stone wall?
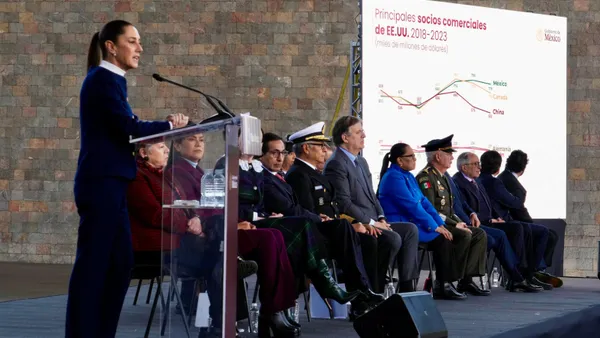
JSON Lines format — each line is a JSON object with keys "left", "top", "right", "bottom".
{"left": 0, "top": 0, "right": 597, "bottom": 276}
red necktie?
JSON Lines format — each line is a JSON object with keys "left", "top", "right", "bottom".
{"left": 275, "top": 172, "right": 286, "bottom": 182}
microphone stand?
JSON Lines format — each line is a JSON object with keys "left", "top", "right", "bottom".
{"left": 152, "top": 73, "right": 235, "bottom": 118}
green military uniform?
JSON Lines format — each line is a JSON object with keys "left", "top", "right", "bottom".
{"left": 416, "top": 162, "right": 487, "bottom": 279}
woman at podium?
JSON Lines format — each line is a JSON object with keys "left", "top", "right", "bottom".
{"left": 65, "top": 20, "right": 189, "bottom": 338}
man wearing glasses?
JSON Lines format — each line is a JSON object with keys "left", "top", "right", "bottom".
{"left": 259, "top": 131, "right": 385, "bottom": 319}
{"left": 453, "top": 152, "right": 542, "bottom": 292}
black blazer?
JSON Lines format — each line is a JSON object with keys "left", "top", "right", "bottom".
{"left": 452, "top": 172, "right": 497, "bottom": 224}
{"left": 262, "top": 170, "right": 321, "bottom": 224}
{"left": 286, "top": 159, "right": 340, "bottom": 218}
{"left": 498, "top": 170, "right": 533, "bottom": 222}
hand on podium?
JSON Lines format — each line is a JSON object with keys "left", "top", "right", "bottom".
{"left": 167, "top": 113, "right": 189, "bottom": 129}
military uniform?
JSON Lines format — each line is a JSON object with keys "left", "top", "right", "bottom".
{"left": 416, "top": 135, "right": 488, "bottom": 295}
{"left": 416, "top": 165, "right": 487, "bottom": 279}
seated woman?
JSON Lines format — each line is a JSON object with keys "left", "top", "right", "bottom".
{"left": 129, "top": 140, "right": 298, "bottom": 337}
{"left": 377, "top": 143, "right": 470, "bottom": 300}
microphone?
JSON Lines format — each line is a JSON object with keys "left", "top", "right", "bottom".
{"left": 151, "top": 73, "right": 235, "bottom": 118}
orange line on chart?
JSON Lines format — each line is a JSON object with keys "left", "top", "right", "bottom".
{"left": 381, "top": 78, "right": 493, "bottom": 109}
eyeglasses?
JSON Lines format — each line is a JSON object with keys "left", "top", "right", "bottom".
{"left": 466, "top": 162, "right": 481, "bottom": 167}
{"left": 400, "top": 154, "right": 416, "bottom": 159}
{"left": 267, "top": 150, "right": 289, "bottom": 158}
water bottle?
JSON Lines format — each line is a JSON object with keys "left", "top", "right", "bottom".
{"left": 213, "top": 169, "right": 225, "bottom": 207}
{"left": 491, "top": 267, "right": 500, "bottom": 288}
{"left": 384, "top": 282, "right": 395, "bottom": 298}
{"left": 249, "top": 303, "right": 259, "bottom": 333}
{"left": 200, "top": 170, "right": 214, "bottom": 207}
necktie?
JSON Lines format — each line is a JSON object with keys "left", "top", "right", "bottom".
{"left": 275, "top": 172, "right": 286, "bottom": 183}
{"left": 354, "top": 158, "right": 372, "bottom": 194}
{"left": 472, "top": 180, "right": 479, "bottom": 190}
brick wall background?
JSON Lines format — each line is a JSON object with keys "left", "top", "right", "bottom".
{"left": 0, "top": 0, "right": 596, "bottom": 276}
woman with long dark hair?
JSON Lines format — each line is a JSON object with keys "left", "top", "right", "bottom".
{"left": 66, "top": 20, "right": 189, "bottom": 338}
{"left": 377, "top": 143, "right": 468, "bottom": 300}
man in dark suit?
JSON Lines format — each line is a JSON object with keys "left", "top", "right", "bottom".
{"left": 259, "top": 131, "right": 384, "bottom": 319}
{"left": 499, "top": 150, "right": 561, "bottom": 287}
{"left": 479, "top": 150, "right": 553, "bottom": 290}
{"left": 286, "top": 122, "right": 399, "bottom": 314}
{"left": 454, "top": 152, "right": 542, "bottom": 292}
{"left": 324, "top": 116, "right": 419, "bottom": 295}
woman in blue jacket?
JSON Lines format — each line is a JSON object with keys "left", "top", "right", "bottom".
{"left": 377, "top": 143, "right": 467, "bottom": 300}
{"left": 66, "top": 20, "right": 189, "bottom": 338}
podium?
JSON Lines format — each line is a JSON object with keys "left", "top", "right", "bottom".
{"left": 131, "top": 116, "right": 258, "bottom": 338}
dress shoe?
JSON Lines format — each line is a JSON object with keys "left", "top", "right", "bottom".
{"left": 238, "top": 257, "right": 258, "bottom": 279}
{"left": 507, "top": 279, "right": 542, "bottom": 293}
{"left": 528, "top": 276, "right": 553, "bottom": 290}
{"left": 257, "top": 312, "right": 298, "bottom": 338}
{"left": 433, "top": 281, "right": 467, "bottom": 300}
{"left": 283, "top": 308, "right": 301, "bottom": 329}
{"left": 348, "top": 300, "right": 372, "bottom": 322}
{"left": 457, "top": 279, "right": 491, "bottom": 296}
{"left": 308, "top": 259, "right": 363, "bottom": 304}
{"left": 535, "top": 271, "right": 563, "bottom": 288}
{"left": 357, "top": 289, "right": 385, "bottom": 305}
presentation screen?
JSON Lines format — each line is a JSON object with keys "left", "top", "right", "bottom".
{"left": 361, "top": 0, "right": 567, "bottom": 219}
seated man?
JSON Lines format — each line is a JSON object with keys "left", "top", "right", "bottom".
{"left": 498, "top": 150, "right": 561, "bottom": 287}
{"left": 324, "top": 116, "right": 420, "bottom": 296}
{"left": 259, "top": 132, "right": 383, "bottom": 320}
{"left": 478, "top": 150, "right": 553, "bottom": 290}
{"left": 415, "top": 135, "right": 489, "bottom": 296}
{"left": 453, "top": 152, "right": 541, "bottom": 292}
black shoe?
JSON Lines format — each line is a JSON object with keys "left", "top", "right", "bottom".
{"left": 257, "top": 312, "right": 298, "bottom": 338}
{"left": 283, "top": 308, "right": 301, "bottom": 329}
{"left": 508, "top": 279, "right": 542, "bottom": 293}
{"left": 308, "top": 259, "right": 363, "bottom": 304}
{"left": 535, "top": 271, "right": 563, "bottom": 288}
{"left": 528, "top": 277, "right": 553, "bottom": 290}
{"left": 357, "top": 289, "right": 385, "bottom": 305}
{"left": 433, "top": 281, "right": 467, "bottom": 300}
{"left": 457, "top": 279, "right": 491, "bottom": 296}
{"left": 238, "top": 257, "right": 258, "bottom": 279}
{"left": 348, "top": 301, "right": 372, "bottom": 322}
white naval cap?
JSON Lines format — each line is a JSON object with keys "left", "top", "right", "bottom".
{"left": 288, "top": 122, "right": 332, "bottom": 144}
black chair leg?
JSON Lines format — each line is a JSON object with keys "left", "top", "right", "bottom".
{"left": 252, "top": 281, "right": 260, "bottom": 304}
{"left": 146, "top": 277, "right": 155, "bottom": 304}
{"left": 427, "top": 252, "right": 435, "bottom": 289}
{"left": 304, "top": 290, "right": 311, "bottom": 322}
{"left": 410, "top": 249, "right": 427, "bottom": 293}
{"left": 144, "top": 277, "right": 163, "bottom": 338}
{"left": 134, "top": 279, "right": 143, "bottom": 306}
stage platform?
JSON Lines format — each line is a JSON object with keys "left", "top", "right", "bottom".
{"left": 1, "top": 274, "right": 599, "bottom": 338}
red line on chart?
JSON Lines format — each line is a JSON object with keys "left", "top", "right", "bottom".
{"left": 380, "top": 90, "right": 492, "bottom": 114}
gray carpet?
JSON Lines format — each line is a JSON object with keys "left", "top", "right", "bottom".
{"left": 1, "top": 276, "right": 599, "bottom": 338}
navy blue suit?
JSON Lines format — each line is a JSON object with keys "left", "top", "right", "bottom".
{"left": 478, "top": 173, "right": 549, "bottom": 275}
{"left": 66, "top": 66, "right": 170, "bottom": 338}
{"left": 449, "top": 173, "right": 524, "bottom": 282}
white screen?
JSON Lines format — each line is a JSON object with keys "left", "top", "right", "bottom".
{"left": 361, "top": 0, "right": 567, "bottom": 219}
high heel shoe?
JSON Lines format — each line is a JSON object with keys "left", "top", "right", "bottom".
{"left": 307, "top": 259, "right": 363, "bottom": 304}
{"left": 257, "top": 312, "right": 298, "bottom": 338}
{"left": 283, "top": 308, "right": 301, "bottom": 329}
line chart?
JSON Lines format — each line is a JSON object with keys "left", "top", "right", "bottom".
{"left": 380, "top": 89, "right": 491, "bottom": 114}
{"left": 377, "top": 77, "right": 508, "bottom": 116}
